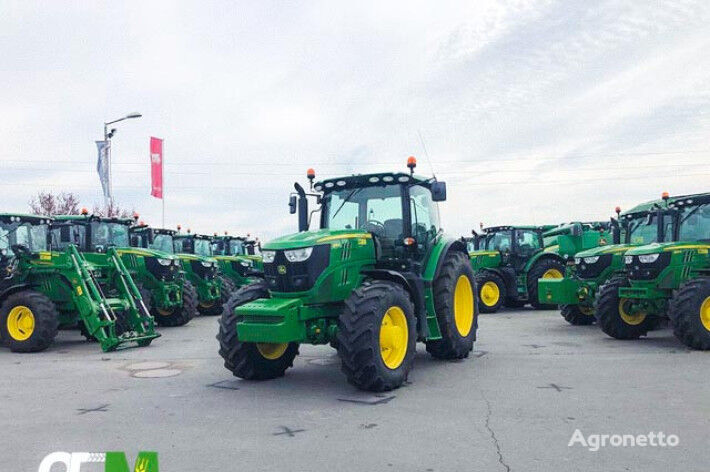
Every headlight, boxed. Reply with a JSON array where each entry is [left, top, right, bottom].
[[201, 261, 214, 268], [157, 258, 173, 266], [284, 247, 313, 262], [574, 257, 581, 265], [638, 254, 660, 264], [624, 255, 633, 264], [240, 260, 253, 267], [583, 256, 600, 264], [262, 251, 276, 263]]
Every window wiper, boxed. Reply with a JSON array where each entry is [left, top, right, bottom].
[[332, 188, 362, 220]]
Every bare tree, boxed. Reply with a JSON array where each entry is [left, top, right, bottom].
[[91, 201, 136, 219], [29, 191, 82, 216]]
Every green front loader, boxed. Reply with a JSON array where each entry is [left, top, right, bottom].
[[210, 234, 264, 295], [594, 192, 710, 349], [0, 214, 159, 352], [538, 196, 679, 325], [52, 214, 196, 327], [217, 159, 479, 392], [470, 222, 610, 313]]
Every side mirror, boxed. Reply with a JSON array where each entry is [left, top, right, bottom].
[[289, 195, 297, 214], [431, 181, 447, 202]]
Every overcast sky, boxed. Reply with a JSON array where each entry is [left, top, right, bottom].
[[2, 0, 709, 241]]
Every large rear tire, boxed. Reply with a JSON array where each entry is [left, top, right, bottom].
[[560, 304, 596, 325], [426, 251, 477, 359], [595, 278, 658, 339], [528, 258, 565, 309], [0, 290, 59, 352], [474, 271, 506, 313], [669, 277, 710, 350], [337, 281, 416, 392], [217, 280, 299, 380]]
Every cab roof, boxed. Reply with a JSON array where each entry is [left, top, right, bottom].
[[0, 213, 53, 224], [314, 172, 433, 192], [53, 214, 133, 225], [174, 232, 212, 240], [621, 192, 710, 219], [482, 225, 557, 233]]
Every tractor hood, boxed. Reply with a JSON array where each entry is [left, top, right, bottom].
[[263, 229, 371, 250], [115, 247, 177, 260], [626, 242, 710, 256], [574, 244, 633, 258], [176, 253, 218, 264]]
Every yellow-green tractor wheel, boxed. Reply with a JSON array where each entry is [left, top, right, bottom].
[[669, 278, 710, 350], [0, 290, 59, 353]]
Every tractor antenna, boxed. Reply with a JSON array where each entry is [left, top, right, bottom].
[[417, 130, 436, 178]]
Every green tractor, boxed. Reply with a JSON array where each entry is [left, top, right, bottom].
[[595, 192, 710, 349], [217, 160, 478, 391], [470, 223, 610, 313], [210, 234, 264, 293], [52, 213, 195, 328], [0, 214, 159, 352], [171, 229, 226, 316], [539, 197, 675, 325]]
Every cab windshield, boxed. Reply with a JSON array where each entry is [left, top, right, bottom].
[[150, 233, 174, 253], [230, 240, 246, 256], [678, 203, 710, 242], [625, 213, 672, 244], [482, 231, 512, 252], [91, 222, 129, 249], [194, 239, 212, 257], [0, 222, 48, 255]]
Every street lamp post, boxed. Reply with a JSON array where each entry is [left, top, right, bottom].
[[102, 112, 142, 208]]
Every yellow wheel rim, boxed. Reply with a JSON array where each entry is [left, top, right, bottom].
[[6, 305, 35, 341], [542, 268, 563, 279], [579, 305, 595, 316], [454, 275, 474, 336], [256, 343, 289, 360], [618, 299, 646, 326], [700, 296, 710, 332], [199, 300, 216, 308], [480, 281, 500, 307], [157, 308, 174, 316], [379, 306, 408, 370]]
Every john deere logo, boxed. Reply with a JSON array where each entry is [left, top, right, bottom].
[[277, 265, 287, 275], [39, 451, 158, 472]]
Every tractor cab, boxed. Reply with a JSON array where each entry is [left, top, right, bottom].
[[51, 213, 131, 254], [288, 161, 447, 272], [211, 235, 248, 256], [173, 232, 214, 257], [130, 225, 177, 254], [473, 225, 555, 271], [0, 214, 51, 259]]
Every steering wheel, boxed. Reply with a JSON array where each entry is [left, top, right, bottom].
[[10, 244, 30, 256], [364, 219, 386, 235]]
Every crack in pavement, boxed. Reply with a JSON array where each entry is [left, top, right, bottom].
[[482, 392, 511, 472]]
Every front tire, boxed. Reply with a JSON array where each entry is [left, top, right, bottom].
[[669, 277, 710, 350], [337, 281, 416, 392], [474, 271, 506, 313], [595, 278, 658, 339], [560, 304, 596, 325], [217, 280, 299, 380], [0, 290, 59, 352], [528, 258, 565, 309], [426, 251, 477, 359]]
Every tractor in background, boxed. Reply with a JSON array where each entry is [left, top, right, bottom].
[[53, 213, 195, 327], [470, 223, 610, 313], [171, 229, 227, 315], [595, 192, 710, 349], [210, 233, 263, 294], [539, 196, 677, 325], [218, 158, 478, 391], [0, 214, 158, 352]]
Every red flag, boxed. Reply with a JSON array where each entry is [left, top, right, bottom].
[[150, 137, 163, 199]]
